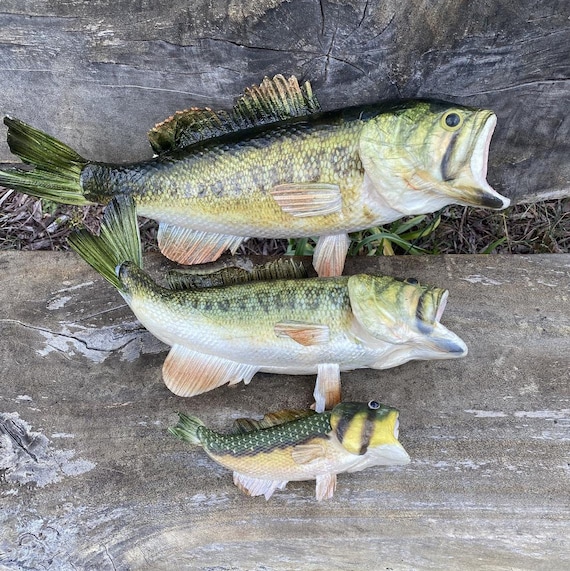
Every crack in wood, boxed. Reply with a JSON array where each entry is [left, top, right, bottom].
[[0, 319, 132, 353], [0, 415, 39, 463]]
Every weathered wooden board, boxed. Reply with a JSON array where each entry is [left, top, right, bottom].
[[0, 252, 569, 570], [0, 1, 569, 204]]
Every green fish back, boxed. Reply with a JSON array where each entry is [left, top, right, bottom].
[[201, 412, 332, 457]]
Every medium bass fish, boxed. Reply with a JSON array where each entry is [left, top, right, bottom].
[[0, 75, 509, 276], [169, 400, 410, 500], [69, 196, 467, 411]]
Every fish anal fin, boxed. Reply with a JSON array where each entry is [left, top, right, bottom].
[[163, 345, 258, 397], [291, 442, 328, 465], [315, 472, 337, 500], [157, 223, 244, 265], [313, 363, 341, 413], [274, 321, 330, 346], [313, 233, 350, 277], [270, 182, 342, 218], [233, 472, 288, 500]]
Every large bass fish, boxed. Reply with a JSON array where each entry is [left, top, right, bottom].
[[169, 400, 410, 500], [0, 75, 509, 276], [68, 196, 467, 411]]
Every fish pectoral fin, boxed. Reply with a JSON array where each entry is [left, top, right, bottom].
[[274, 321, 330, 346], [313, 233, 350, 277], [270, 182, 342, 218], [163, 345, 258, 397], [313, 363, 341, 413], [315, 473, 337, 501], [291, 442, 328, 464], [233, 472, 288, 500], [157, 223, 245, 265]]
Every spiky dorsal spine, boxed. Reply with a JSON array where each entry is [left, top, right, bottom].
[[148, 74, 321, 153], [165, 258, 308, 291]]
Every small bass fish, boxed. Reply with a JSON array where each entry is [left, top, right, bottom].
[[169, 400, 410, 500], [69, 196, 467, 411], [0, 75, 509, 276]]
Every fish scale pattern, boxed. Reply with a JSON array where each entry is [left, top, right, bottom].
[[199, 413, 332, 457]]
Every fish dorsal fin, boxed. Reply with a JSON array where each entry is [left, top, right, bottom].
[[149, 107, 231, 154], [157, 223, 245, 266], [148, 74, 321, 153], [231, 409, 316, 434], [166, 258, 308, 291], [163, 345, 258, 397], [274, 321, 330, 346], [233, 472, 288, 500]]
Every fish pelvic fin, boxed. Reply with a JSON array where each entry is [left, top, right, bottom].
[[233, 472, 288, 500], [0, 117, 91, 205], [168, 412, 206, 446], [313, 363, 341, 413], [313, 233, 350, 277], [68, 196, 142, 291], [315, 472, 337, 500]]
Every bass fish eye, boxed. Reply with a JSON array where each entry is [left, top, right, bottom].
[[368, 400, 381, 410], [441, 111, 463, 131]]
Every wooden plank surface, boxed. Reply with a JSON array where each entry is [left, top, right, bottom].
[[1, 252, 569, 570], [0, 1, 569, 204]]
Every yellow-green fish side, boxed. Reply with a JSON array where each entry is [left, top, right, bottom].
[[82, 119, 367, 236]]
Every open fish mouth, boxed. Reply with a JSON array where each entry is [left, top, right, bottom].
[[431, 292, 468, 355], [471, 114, 509, 208], [434, 290, 448, 324], [450, 113, 510, 210]]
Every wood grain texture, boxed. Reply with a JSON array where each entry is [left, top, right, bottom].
[[0, 252, 569, 569], [0, 1, 568, 203]]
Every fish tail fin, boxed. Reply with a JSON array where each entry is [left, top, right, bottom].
[[68, 196, 142, 291], [168, 412, 206, 446], [0, 117, 90, 205]]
